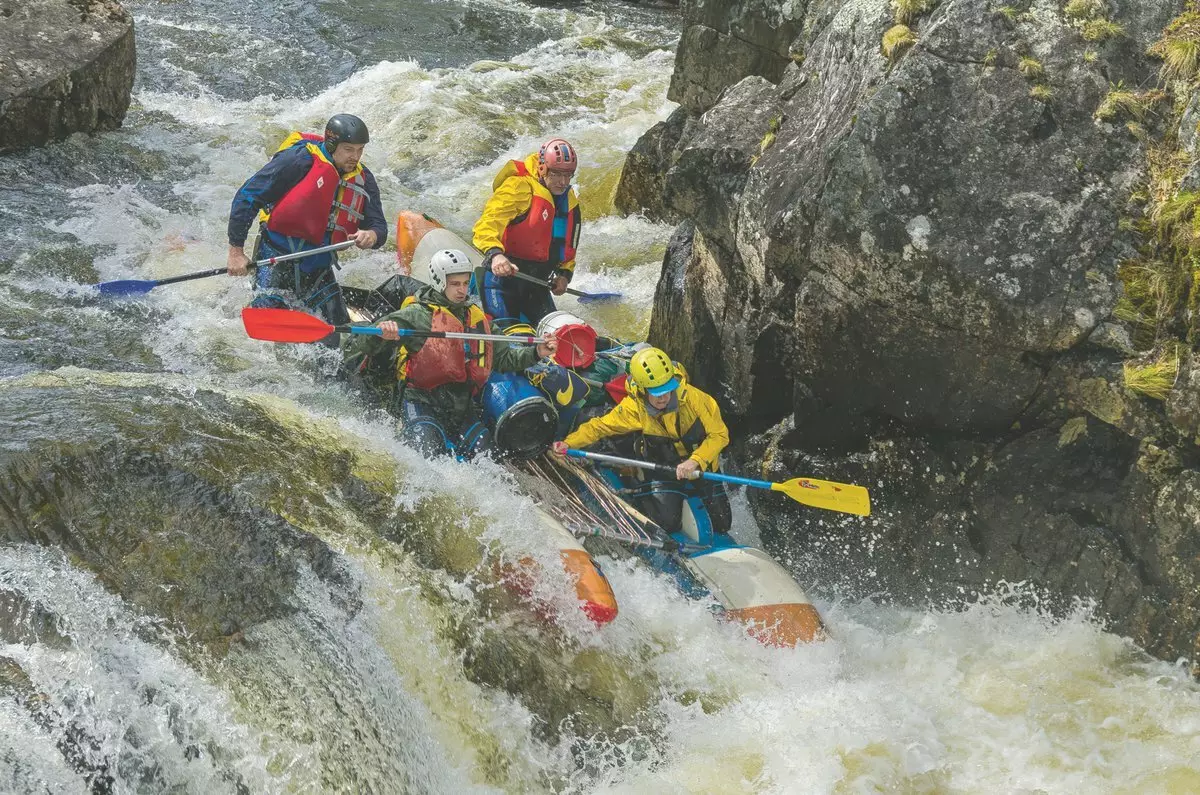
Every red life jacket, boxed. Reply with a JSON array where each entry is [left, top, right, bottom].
[[398, 301, 493, 392], [263, 132, 369, 245], [500, 160, 581, 264]]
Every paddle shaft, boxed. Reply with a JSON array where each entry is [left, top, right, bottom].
[[509, 270, 604, 300], [565, 449, 770, 488], [251, 240, 356, 268], [153, 242, 354, 286], [96, 240, 356, 295], [333, 324, 542, 345], [566, 448, 871, 516]]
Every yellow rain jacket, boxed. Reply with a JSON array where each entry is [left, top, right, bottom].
[[472, 153, 579, 275], [563, 371, 730, 471]]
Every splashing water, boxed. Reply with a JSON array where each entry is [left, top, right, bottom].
[[2, 0, 1199, 792]]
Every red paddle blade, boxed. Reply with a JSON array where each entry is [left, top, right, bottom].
[[241, 307, 335, 343]]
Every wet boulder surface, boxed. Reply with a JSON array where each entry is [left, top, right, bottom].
[[0, 370, 668, 790], [0, 0, 136, 153], [621, 0, 1200, 666]]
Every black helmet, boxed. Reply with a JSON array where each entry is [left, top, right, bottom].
[[324, 114, 369, 149]]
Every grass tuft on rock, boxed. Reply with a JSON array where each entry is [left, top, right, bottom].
[[1153, 38, 1200, 83], [892, 0, 934, 25], [1030, 84, 1054, 102], [1064, 0, 1106, 21], [1018, 57, 1045, 79], [882, 25, 917, 61], [1149, 10, 1200, 83], [1081, 19, 1124, 41], [1095, 82, 1146, 121], [1123, 349, 1180, 400], [1114, 261, 1188, 347]]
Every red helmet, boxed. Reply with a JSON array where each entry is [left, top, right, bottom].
[[538, 138, 577, 177]]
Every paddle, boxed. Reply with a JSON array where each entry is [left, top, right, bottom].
[[510, 270, 622, 304], [95, 240, 355, 296], [241, 307, 548, 345], [563, 449, 872, 517]]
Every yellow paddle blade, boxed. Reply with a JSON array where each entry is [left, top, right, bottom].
[[772, 477, 871, 516]]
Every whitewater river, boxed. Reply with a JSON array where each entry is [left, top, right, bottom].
[[1, 1, 1199, 792]]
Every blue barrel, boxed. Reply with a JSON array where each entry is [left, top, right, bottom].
[[480, 372, 559, 459]]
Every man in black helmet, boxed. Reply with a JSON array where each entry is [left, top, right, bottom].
[[226, 114, 388, 330]]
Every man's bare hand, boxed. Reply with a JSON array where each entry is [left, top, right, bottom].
[[536, 335, 558, 360], [352, 229, 378, 249], [490, 253, 518, 278], [227, 246, 250, 276], [550, 274, 569, 295], [676, 459, 701, 481], [379, 320, 400, 341]]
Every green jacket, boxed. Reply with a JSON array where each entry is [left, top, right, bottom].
[[344, 285, 539, 419]]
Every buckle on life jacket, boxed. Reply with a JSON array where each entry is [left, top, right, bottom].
[[332, 201, 366, 221]]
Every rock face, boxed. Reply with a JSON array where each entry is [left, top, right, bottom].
[[626, 0, 1200, 666], [0, 0, 136, 153]]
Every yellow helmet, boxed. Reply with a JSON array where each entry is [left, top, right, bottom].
[[630, 347, 679, 396]]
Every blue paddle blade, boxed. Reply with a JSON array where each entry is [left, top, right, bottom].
[[575, 292, 622, 304], [97, 279, 158, 296]]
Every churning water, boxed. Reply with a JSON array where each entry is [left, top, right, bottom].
[[1, 1, 1198, 792]]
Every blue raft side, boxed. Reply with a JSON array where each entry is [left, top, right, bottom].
[[592, 467, 744, 604]]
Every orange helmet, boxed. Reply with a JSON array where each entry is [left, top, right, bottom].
[[537, 138, 577, 178]]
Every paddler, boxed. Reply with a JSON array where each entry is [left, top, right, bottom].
[[472, 137, 581, 327], [344, 249, 557, 459], [552, 347, 733, 534], [226, 114, 388, 333]]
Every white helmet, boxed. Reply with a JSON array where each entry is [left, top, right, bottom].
[[428, 249, 473, 290]]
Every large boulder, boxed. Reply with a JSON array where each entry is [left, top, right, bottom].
[[657, 0, 1179, 435], [633, 0, 1200, 666], [0, 0, 136, 153]]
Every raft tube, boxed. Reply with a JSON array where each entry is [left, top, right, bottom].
[[593, 470, 827, 646]]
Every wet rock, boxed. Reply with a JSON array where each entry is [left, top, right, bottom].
[[1166, 353, 1200, 444], [639, 0, 1200, 665], [669, 0, 805, 114], [619, 0, 805, 218], [0, 446, 355, 645], [0, 372, 666, 778], [0, 0, 136, 153], [0, 589, 71, 649], [614, 106, 688, 222], [666, 76, 781, 256]]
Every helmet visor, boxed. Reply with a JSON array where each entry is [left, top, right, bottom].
[[646, 377, 679, 397]]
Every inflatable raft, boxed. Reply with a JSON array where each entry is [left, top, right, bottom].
[[377, 210, 826, 645]]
